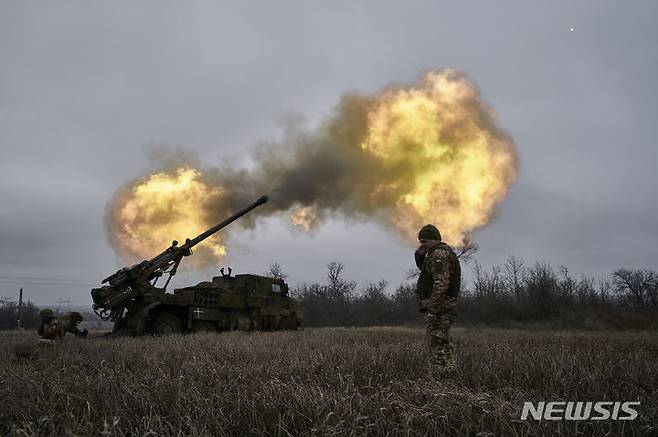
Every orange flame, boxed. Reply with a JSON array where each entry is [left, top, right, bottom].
[[108, 167, 226, 267], [291, 206, 318, 231], [360, 70, 517, 245]]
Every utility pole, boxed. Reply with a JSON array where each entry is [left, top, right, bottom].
[[17, 288, 23, 329], [56, 298, 71, 314]]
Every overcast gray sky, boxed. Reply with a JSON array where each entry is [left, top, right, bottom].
[[1, 1, 657, 306]]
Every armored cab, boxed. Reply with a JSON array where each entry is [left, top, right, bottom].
[[151, 272, 303, 335]]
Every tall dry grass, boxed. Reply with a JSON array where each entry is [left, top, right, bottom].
[[1, 327, 656, 436]]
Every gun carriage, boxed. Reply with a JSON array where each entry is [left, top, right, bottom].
[[91, 196, 302, 335]]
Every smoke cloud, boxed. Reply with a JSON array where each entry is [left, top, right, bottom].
[[106, 69, 518, 266]]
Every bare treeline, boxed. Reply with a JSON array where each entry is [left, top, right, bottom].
[[286, 259, 658, 329], [463, 258, 658, 327], [289, 262, 419, 327], [0, 298, 40, 330]]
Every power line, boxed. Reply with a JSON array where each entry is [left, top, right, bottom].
[[0, 274, 98, 281], [0, 279, 98, 287]]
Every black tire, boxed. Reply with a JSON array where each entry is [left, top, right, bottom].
[[112, 317, 127, 334], [192, 321, 217, 333], [151, 313, 182, 336], [278, 314, 299, 331]]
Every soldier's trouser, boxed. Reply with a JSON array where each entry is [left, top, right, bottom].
[[425, 311, 456, 374]]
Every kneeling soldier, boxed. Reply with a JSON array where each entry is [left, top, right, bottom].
[[38, 309, 88, 340]]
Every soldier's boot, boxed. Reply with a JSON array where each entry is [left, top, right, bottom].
[[428, 341, 458, 380], [429, 369, 456, 381], [429, 360, 458, 380], [37, 339, 56, 346], [429, 362, 457, 380]]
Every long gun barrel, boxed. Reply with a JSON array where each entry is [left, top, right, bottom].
[[92, 195, 268, 318], [187, 195, 267, 248]]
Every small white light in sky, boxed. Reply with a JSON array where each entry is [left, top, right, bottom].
[[570, 27, 575, 32]]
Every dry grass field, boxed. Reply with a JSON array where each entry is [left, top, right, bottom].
[[1, 327, 656, 436]]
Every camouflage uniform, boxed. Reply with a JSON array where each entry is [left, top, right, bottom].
[[416, 236, 461, 377], [38, 310, 87, 340], [39, 318, 66, 340]]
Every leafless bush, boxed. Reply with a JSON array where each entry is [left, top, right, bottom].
[[0, 298, 40, 330]]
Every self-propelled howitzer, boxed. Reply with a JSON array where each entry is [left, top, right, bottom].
[[91, 195, 303, 335]]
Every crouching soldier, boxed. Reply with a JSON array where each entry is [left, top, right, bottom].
[[38, 309, 88, 340]]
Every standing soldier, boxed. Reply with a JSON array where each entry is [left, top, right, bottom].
[[38, 309, 88, 340], [415, 224, 461, 378]]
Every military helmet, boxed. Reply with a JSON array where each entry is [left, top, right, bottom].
[[418, 224, 441, 241], [39, 308, 54, 319], [69, 311, 83, 323]]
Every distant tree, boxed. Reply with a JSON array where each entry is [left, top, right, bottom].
[[472, 261, 485, 297], [355, 280, 389, 326], [291, 262, 358, 326], [405, 266, 420, 281], [575, 275, 596, 306], [291, 282, 327, 326], [265, 262, 288, 280], [524, 262, 560, 318], [596, 278, 613, 305], [326, 262, 357, 303], [473, 261, 503, 297], [490, 266, 504, 297], [455, 236, 479, 263], [558, 266, 576, 301], [390, 284, 420, 325], [612, 269, 658, 308], [504, 256, 525, 302]]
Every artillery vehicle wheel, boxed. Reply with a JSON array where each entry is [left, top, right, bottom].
[[151, 313, 182, 335], [111, 318, 131, 336], [278, 314, 300, 330], [192, 321, 217, 333]]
